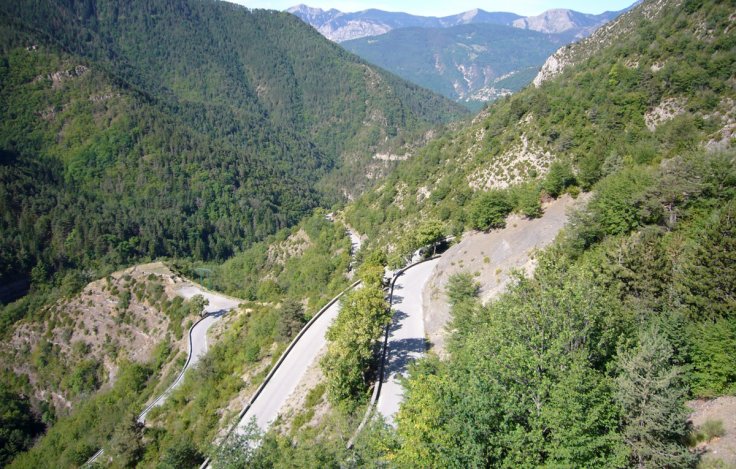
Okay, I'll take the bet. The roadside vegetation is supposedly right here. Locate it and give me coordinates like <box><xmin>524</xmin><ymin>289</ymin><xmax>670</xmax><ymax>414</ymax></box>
<box><xmin>2</xmin><ymin>0</ymin><xmax>735</xmax><ymax>467</ymax></box>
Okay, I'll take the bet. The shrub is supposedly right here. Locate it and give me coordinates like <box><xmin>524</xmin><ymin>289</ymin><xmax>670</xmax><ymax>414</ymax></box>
<box><xmin>468</xmin><ymin>190</ymin><xmax>513</xmax><ymax>230</ymax></box>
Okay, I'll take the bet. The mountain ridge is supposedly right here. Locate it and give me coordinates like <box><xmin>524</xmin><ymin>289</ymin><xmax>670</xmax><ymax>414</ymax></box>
<box><xmin>342</xmin><ymin>23</ymin><xmax>565</xmax><ymax>107</ymax></box>
<box><xmin>287</xmin><ymin>3</ymin><xmax>627</xmax><ymax>42</ymax></box>
<box><xmin>0</xmin><ymin>0</ymin><xmax>466</xmax><ymax>299</ymax></box>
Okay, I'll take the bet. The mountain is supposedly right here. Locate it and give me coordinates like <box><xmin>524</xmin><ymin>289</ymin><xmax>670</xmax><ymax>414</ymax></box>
<box><xmin>0</xmin><ymin>0</ymin><xmax>466</xmax><ymax>296</ymax></box>
<box><xmin>337</xmin><ymin>1</ymin><xmax>735</xmax><ymax>465</ymax></box>
<box><xmin>342</xmin><ymin>23</ymin><xmax>566</xmax><ymax>108</ymax></box>
<box><xmin>287</xmin><ymin>4</ymin><xmax>628</xmax><ymax>42</ymax></box>
<box><xmin>512</xmin><ymin>8</ymin><xmax>621</xmax><ymax>37</ymax></box>
<box><xmin>4</xmin><ymin>0</ymin><xmax>735</xmax><ymax>467</ymax></box>
<box><xmin>344</xmin><ymin>0</ymin><xmax>735</xmax><ymax>264</ymax></box>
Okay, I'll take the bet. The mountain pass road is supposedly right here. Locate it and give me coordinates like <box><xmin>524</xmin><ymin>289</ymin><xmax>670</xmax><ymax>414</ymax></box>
<box><xmin>375</xmin><ymin>258</ymin><xmax>439</xmax><ymax>425</ymax></box>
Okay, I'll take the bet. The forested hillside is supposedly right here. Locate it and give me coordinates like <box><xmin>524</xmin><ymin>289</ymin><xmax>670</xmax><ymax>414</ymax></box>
<box><xmin>0</xmin><ymin>1</ymin><xmax>466</xmax><ymax>465</ymax></box>
<box><xmin>201</xmin><ymin>0</ymin><xmax>735</xmax><ymax>466</ymax></box>
<box><xmin>0</xmin><ymin>0</ymin><xmax>465</xmax><ymax>298</ymax></box>
<box><xmin>342</xmin><ymin>23</ymin><xmax>565</xmax><ymax>108</ymax></box>
<box><xmin>2</xmin><ymin>0</ymin><xmax>734</xmax><ymax>467</ymax></box>
<box><xmin>345</xmin><ymin>0</ymin><xmax>735</xmax><ymax>265</ymax></box>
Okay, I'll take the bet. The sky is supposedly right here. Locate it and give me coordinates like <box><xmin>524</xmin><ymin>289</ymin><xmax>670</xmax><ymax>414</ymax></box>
<box><xmin>229</xmin><ymin>0</ymin><xmax>636</xmax><ymax>17</ymax></box>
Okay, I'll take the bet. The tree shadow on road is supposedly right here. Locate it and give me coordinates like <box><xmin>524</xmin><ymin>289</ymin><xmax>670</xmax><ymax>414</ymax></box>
<box><xmin>384</xmin><ymin>336</ymin><xmax>429</xmax><ymax>380</ymax></box>
<box><xmin>390</xmin><ymin>294</ymin><xmax>405</xmax><ymax>305</ymax></box>
<box><xmin>387</xmin><ymin>309</ymin><xmax>407</xmax><ymax>336</ymax></box>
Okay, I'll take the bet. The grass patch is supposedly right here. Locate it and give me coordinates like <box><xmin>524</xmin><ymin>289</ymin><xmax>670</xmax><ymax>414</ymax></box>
<box><xmin>305</xmin><ymin>383</ymin><xmax>326</xmax><ymax>409</ymax></box>
<box><xmin>688</xmin><ymin>419</ymin><xmax>726</xmax><ymax>446</ymax></box>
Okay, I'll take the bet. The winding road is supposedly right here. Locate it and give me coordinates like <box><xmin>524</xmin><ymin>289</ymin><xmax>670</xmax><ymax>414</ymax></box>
<box><xmin>233</xmin><ymin>284</ymin><xmax>358</xmax><ymax>433</ymax></box>
<box><xmin>137</xmin><ymin>285</ymin><xmax>241</xmax><ymax>423</ymax></box>
<box><xmin>375</xmin><ymin>258</ymin><xmax>439</xmax><ymax>425</ymax></box>
<box><xmin>86</xmin><ymin>282</ymin><xmax>240</xmax><ymax>465</ymax></box>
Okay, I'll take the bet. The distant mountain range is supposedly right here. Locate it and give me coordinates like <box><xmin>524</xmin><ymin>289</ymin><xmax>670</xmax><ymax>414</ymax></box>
<box><xmin>342</xmin><ymin>23</ymin><xmax>566</xmax><ymax>107</ymax></box>
<box><xmin>286</xmin><ymin>4</ymin><xmax>626</xmax><ymax>42</ymax></box>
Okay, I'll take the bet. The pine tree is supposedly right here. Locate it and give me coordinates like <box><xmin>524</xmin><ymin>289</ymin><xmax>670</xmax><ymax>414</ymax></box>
<box><xmin>615</xmin><ymin>327</ymin><xmax>695</xmax><ymax>468</ymax></box>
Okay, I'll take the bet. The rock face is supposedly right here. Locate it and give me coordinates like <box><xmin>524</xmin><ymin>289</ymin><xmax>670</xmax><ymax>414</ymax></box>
<box><xmin>512</xmin><ymin>8</ymin><xmax>620</xmax><ymax>37</ymax></box>
<box><xmin>287</xmin><ymin>4</ymin><xmax>626</xmax><ymax>43</ymax></box>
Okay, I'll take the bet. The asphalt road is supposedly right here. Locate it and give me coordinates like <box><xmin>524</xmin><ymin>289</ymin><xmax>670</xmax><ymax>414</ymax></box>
<box><xmin>138</xmin><ymin>285</ymin><xmax>241</xmax><ymax>422</ymax></box>
<box><xmin>87</xmin><ymin>284</ymin><xmax>240</xmax><ymax>465</ymax></box>
<box><xmin>375</xmin><ymin>258</ymin><xmax>439</xmax><ymax>426</ymax></box>
<box><xmin>234</xmin><ymin>290</ymin><xmax>349</xmax><ymax>432</ymax></box>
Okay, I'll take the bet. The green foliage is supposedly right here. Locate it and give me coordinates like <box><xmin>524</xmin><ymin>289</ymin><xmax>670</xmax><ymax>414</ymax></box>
<box><xmin>688</xmin><ymin>419</ymin><xmax>726</xmax><ymax>447</ymax></box>
<box><xmin>615</xmin><ymin>327</ymin><xmax>695</xmax><ymax>468</ymax></box>
<box><xmin>188</xmin><ymin>295</ymin><xmax>209</xmax><ymax>317</ymax></box>
<box><xmin>321</xmin><ymin>285</ymin><xmax>389</xmax><ymax>407</ymax></box>
<box><xmin>412</xmin><ymin>220</ymin><xmax>445</xmax><ymax>254</ymax></box>
<box><xmin>509</xmin><ymin>182</ymin><xmax>543</xmax><ymax>218</ymax></box>
<box><xmin>157</xmin><ymin>436</ymin><xmax>204</xmax><ymax>469</ymax></box>
<box><xmin>214</xmin><ymin>213</ymin><xmax>351</xmax><ymax>313</ymax></box>
<box><xmin>64</xmin><ymin>359</ymin><xmax>103</xmax><ymax>396</ymax></box>
<box><xmin>9</xmin><ymin>361</ymin><xmax>156</xmax><ymax>468</ymax></box>
<box><xmin>0</xmin><ymin>384</ymin><xmax>44</xmax><ymax>467</ymax></box>
<box><xmin>213</xmin><ymin>419</ymin><xmax>262</xmax><ymax>469</ymax></box>
<box><xmin>467</xmin><ymin>189</ymin><xmax>513</xmax><ymax>230</ymax></box>
<box><xmin>677</xmin><ymin>201</ymin><xmax>736</xmax><ymax>321</ymax></box>
<box><xmin>541</xmin><ymin>160</ymin><xmax>577</xmax><ymax>197</ymax></box>
<box><xmin>567</xmin><ymin>167</ymin><xmax>655</xmax><ymax>249</ymax></box>
<box><xmin>277</xmin><ymin>299</ymin><xmax>306</xmax><ymax>342</ymax></box>
<box><xmin>391</xmin><ymin>149</ymin><xmax>735</xmax><ymax>467</ymax></box>
<box><xmin>686</xmin><ymin>318</ymin><xmax>736</xmax><ymax>397</ymax></box>
<box><xmin>446</xmin><ymin>272</ymin><xmax>480</xmax><ymax>306</ymax></box>
<box><xmin>345</xmin><ymin>0</ymin><xmax>735</xmax><ymax>261</ymax></box>
<box><xmin>106</xmin><ymin>415</ymin><xmax>145</xmax><ymax>468</ymax></box>
<box><xmin>0</xmin><ymin>0</ymin><xmax>465</xmax><ymax>323</ymax></box>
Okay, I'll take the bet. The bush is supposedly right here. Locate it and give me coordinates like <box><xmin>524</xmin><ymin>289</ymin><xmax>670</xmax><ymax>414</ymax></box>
<box><xmin>468</xmin><ymin>190</ymin><xmax>513</xmax><ymax>230</ymax></box>
<box><xmin>511</xmin><ymin>183</ymin><xmax>543</xmax><ymax>218</ymax></box>
<box><xmin>542</xmin><ymin>161</ymin><xmax>577</xmax><ymax>197</ymax></box>
<box><xmin>688</xmin><ymin>419</ymin><xmax>726</xmax><ymax>446</ymax></box>
<box><xmin>701</xmin><ymin>420</ymin><xmax>726</xmax><ymax>441</ymax></box>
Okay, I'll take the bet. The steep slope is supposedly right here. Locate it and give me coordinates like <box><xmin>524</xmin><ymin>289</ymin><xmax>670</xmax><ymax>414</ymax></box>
<box><xmin>5</xmin><ymin>212</ymin><xmax>353</xmax><ymax>467</ymax></box>
<box><xmin>288</xmin><ymin>4</ymin><xmax>627</xmax><ymax>42</ymax></box>
<box><xmin>207</xmin><ymin>0</ymin><xmax>734</xmax><ymax>467</ymax></box>
<box><xmin>534</xmin><ymin>0</ymin><xmax>672</xmax><ymax>85</ymax></box>
<box><xmin>344</xmin><ymin>0</ymin><xmax>735</xmax><ymax>261</ymax></box>
<box><xmin>0</xmin><ymin>0</ymin><xmax>467</xmax><ymax>295</ymax></box>
<box><xmin>342</xmin><ymin>23</ymin><xmax>565</xmax><ymax>107</ymax></box>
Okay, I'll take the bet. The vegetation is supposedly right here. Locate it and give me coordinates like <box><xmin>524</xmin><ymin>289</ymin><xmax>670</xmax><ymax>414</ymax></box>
<box><xmin>204</xmin><ymin>211</ymin><xmax>352</xmax><ymax>315</ymax></box>
<box><xmin>688</xmin><ymin>420</ymin><xmax>726</xmax><ymax>447</ymax></box>
<box><xmin>321</xmin><ymin>254</ymin><xmax>389</xmax><ymax>409</ymax></box>
<box><xmin>3</xmin><ymin>0</ymin><xmax>736</xmax><ymax>467</ymax></box>
<box><xmin>349</xmin><ymin>149</ymin><xmax>727</xmax><ymax>467</ymax></box>
<box><xmin>0</xmin><ymin>382</ymin><xmax>43</xmax><ymax>467</ymax></box>
<box><xmin>193</xmin><ymin>1</ymin><xmax>735</xmax><ymax>467</ymax></box>
<box><xmin>9</xmin><ymin>361</ymin><xmax>161</xmax><ymax>468</ymax></box>
<box><xmin>345</xmin><ymin>0</ymin><xmax>735</xmax><ymax>261</ymax></box>
<box><xmin>0</xmin><ymin>0</ymin><xmax>466</xmax><ymax>314</ymax></box>
<box><xmin>343</xmin><ymin>23</ymin><xmax>565</xmax><ymax>106</ymax></box>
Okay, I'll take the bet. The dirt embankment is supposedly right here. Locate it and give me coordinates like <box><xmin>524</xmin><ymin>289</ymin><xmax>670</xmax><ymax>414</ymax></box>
<box><xmin>688</xmin><ymin>396</ymin><xmax>736</xmax><ymax>466</ymax></box>
<box><xmin>423</xmin><ymin>194</ymin><xmax>588</xmax><ymax>357</ymax></box>
<box><xmin>3</xmin><ymin>262</ymin><xmax>207</xmax><ymax>410</ymax></box>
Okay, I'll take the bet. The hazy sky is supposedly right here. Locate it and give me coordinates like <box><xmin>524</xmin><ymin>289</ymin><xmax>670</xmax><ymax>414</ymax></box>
<box><xmin>229</xmin><ymin>0</ymin><xmax>636</xmax><ymax>17</ymax></box>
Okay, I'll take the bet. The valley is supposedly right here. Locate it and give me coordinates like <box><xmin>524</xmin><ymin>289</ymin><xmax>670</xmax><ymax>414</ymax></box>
<box><xmin>1</xmin><ymin>0</ymin><xmax>735</xmax><ymax>467</ymax></box>
<box><xmin>291</xmin><ymin>4</ymin><xmax>630</xmax><ymax>107</ymax></box>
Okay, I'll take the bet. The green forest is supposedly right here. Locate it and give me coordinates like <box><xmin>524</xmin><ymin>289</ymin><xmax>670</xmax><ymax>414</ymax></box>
<box><xmin>0</xmin><ymin>0</ymin><xmax>466</xmax><ymax>297</ymax></box>
<box><xmin>1</xmin><ymin>0</ymin><xmax>735</xmax><ymax>467</ymax></box>
<box><xmin>342</xmin><ymin>23</ymin><xmax>565</xmax><ymax>106</ymax></box>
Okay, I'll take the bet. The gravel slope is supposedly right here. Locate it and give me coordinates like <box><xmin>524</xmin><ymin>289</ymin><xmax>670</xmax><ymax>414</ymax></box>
<box><xmin>423</xmin><ymin>194</ymin><xmax>587</xmax><ymax>357</ymax></box>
